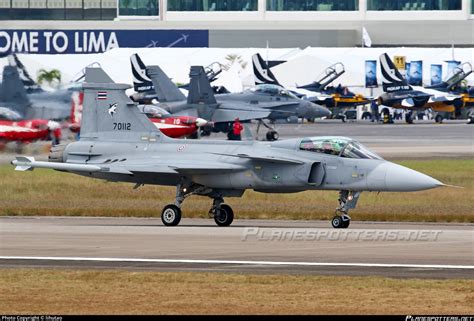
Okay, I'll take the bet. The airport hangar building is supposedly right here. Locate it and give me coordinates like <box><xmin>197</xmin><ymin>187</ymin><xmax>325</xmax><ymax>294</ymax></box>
<box><xmin>0</xmin><ymin>0</ymin><xmax>473</xmax><ymax>54</ymax></box>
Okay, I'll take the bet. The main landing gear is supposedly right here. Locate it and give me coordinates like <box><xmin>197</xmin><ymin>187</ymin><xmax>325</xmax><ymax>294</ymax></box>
<box><xmin>405</xmin><ymin>111</ymin><xmax>414</xmax><ymax>124</ymax></box>
<box><xmin>331</xmin><ymin>190</ymin><xmax>360</xmax><ymax>229</ymax></box>
<box><xmin>160</xmin><ymin>182</ymin><xmax>234</xmax><ymax>227</ymax></box>
<box><xmin>256</xmin><ymin>120</ymin><xmax>279</xmax><ymax>141</ymax></box>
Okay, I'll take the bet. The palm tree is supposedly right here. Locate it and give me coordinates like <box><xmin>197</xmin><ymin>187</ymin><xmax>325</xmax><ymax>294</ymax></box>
<box><xmin>37</xmin><ymin>69</ymin><xmax>62</xmax><ymax>88</ymax></box>
<box><xmin>223</xmin><ymin>54</ymin><xmax>247</xmax><ymax>71</ymax></box>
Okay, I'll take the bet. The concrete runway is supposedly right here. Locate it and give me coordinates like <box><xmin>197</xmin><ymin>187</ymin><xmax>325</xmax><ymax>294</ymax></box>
<box><xmin>1</xmin><ymin>217</ymin><xmax>472</xmax><ymax>279</ymax></box>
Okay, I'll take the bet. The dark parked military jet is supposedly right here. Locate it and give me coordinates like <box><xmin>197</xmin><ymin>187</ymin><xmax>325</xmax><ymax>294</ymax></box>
<box><xmin>378</xmin><ymin>53</ymin><xmax>463</xmax><ymax>123</ymax></box>
<box><xmin>0</xmin><ymin>64</ymin><xmax>62</xmax><ymax>144</ymax></box>
<box><xmin>425</xmin><ymin>62</ymin><xmax>473</xmax><ymax>123</ymax></box>
<box><xmin>13</xmin><ymin>67</ymin><xmax>445</xmax><ymax>229</ymax></box>
<box><xmin>130</xmin><ymin>54</ymin><xmax>331</xmax><ymax>140</ymax></box>
<box><xmin>2</xmin><ymin>55</ymin><xmax>72</xmax><ymax>120</ymax></box>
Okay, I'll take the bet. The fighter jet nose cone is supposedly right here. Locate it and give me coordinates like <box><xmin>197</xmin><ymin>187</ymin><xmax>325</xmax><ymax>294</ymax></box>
<box><xmin>384</xmin><ymin>162</ymin><xmax>443</xmax><ymax>192</ymax></box>
<box><xmin>310</xmin><ymin>102</ymin><xmax>331</xmax><ymax>118</ymax></box>
<box><xmin>324</xmin><ymin>107</ymin><xmax>332</xmax><ymax>117</ymax></box>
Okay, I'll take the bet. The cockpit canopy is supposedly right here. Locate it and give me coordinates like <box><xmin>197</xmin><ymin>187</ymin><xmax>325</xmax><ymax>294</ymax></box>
<box><xmin>139</xmin><ymin>105</ymin><xmax>170</xmax><ymax>118</ymax></box>
<box><xmin>253</xmin><ymin>84</ymin><xmax>298</xmax><ymax>99</ymax></box>
<box><xmin>299</xmin><ymin>137</ymin><xmax>382</xmax><ymax>160</ymax></box>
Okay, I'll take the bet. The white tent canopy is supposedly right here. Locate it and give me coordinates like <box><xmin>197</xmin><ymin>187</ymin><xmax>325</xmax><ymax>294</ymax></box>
<box><xmin>1</xmin><ymin>47</ymin><xmax>472</xmax><ymax>96</ymax></box>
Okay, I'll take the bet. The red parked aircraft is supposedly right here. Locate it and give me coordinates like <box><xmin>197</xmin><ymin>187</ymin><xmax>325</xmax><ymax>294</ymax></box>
<box><xmin>0</xmin><ymin>118</ymin><xmax>61</xmax><ymax>145</ymax></box>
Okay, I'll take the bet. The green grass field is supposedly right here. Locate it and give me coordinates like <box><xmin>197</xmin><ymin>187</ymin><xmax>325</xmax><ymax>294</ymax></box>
<box><xmin>1</xmin><ymin>269</ymin><xmax>472</xmax><ymax>314</ymax></box>
<box><xmin>0</xmin><ymin>159</ymin><xmax>472</xmax><ymax>222</ymax></box>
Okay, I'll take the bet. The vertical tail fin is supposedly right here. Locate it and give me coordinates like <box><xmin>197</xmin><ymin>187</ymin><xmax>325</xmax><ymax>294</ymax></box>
<box><xmin>0</xmin><ymin>65</ymin><xmax>30</xmax><ymax>117</ymax></box>
<box><xmin>130</xmin><ymin>53</ymin><xmax>154</xmax><ymax>93</ymax></box>
<box><xmin>81</xmin><ymin>67</ymin><xmax>162</xmax><ymax>141</ymax></box>
<box><xmin>131</xmin><ymin>53</ymin><xmax>185</xmax><ymax>102</ymax></box>
<box><xmin>187</xmin><ymin>66</ymin><xmax>217</xmax><ymax>105</ymax></box>
<box><xmin>146</xmin><ymin>65</ymin><xmax>186</xmax><ymax>102</ymax></box>
<box><xmin>252</xmin><ymin>53</ymin><xmax>280</xmax><ymax>86</ymax></box>
<box><xmin>8</xmin><ymin>54</ymin><xmax>43</xmax><ymax>93</ymax></box>
<box><xmin>379</xmin><ymin>53</ymin><xmax>412</xmax><ymax>92</ymax></box>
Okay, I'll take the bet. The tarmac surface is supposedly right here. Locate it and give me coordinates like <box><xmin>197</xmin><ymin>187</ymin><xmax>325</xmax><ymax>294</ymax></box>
<box><xmin>235</xmin><ymin>120</ymin><xmax>474</xmax><ymax>158</ymax></box>
<box><xmin>0</xmin><ymin>120</ymin><xmax>472</xmax><ymax>278</ymax></box>
<box><xmin>1</xmin><ymin>217</ymin><xmax>472</xmax><ymax>279</ymax></box>
<box><xmin>0</xmin><ymin>120</ymin><xmax>472</xmax><ymax>163</ymax></box>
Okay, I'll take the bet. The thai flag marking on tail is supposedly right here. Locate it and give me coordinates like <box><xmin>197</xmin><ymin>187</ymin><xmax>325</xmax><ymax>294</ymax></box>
<box><xmin>97</xmin><ymin>91</ymin><xmax>108</xmax><ymax>100</ymax></box>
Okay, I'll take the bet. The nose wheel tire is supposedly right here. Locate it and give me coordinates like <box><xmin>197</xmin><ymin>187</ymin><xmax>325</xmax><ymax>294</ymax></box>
<box><xmin>214</xmin><ymin>204</ymin><xmax>234</xmax><ymax>227</ymax></box>
<box><xmin>161</xmin><ymin>204</ymin><xmax>182</xmax><ymax>226</ymax></box>
<box><xmin>331</xmin><ymin>215</ymin><xmax>350</xmax><ymax>229</ymax></box>
<box><xmin>331</xmin><ymin>216</ymin><xmax>342</xmax><ymax>228</ymax></box>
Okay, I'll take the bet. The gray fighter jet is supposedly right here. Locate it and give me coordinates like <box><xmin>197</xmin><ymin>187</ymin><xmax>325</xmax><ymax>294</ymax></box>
<box><xmin>0</xmin><ymin>56</ymin><xmax>71</xmax><ymax>120</ymax></box>
<box><xmin>12</xmin><ymin>67</ymin><xmax>445</xmax><ymax>229</ymax></box>
<box><xmin>131</xmin><ymin>54</ymin><xmax>331</xmax><ymax>140</ymax></box>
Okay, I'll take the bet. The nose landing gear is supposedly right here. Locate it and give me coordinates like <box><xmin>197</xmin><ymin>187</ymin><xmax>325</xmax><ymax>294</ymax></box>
<box><xmin>331</xmin><ymin>190</ymin><xmax>360</xmax><ymax>229</ymax></box>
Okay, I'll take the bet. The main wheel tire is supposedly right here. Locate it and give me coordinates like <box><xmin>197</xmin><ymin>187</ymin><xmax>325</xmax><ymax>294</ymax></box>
<box><xmin>468</xmin><ymin>117</ymin><xmax>473</xmax><ymax>124</ymax></box>
<box><xmin>331</xmin><ymin>216</ymin><xmax>343</xmax><ymax>229</ymax></box>
<box><xmin>161</xmin><ymin>204</ymin><xmax>182</xmax><ymax>226</ymax></box>
<box><xmin>405</xmin><ymin>112</ymin><xmax>414</xmax><ymax>124</ymax></box>
<box><xmin>266</xmin><ymin>130</ymin><xmax>279</xmax><ymax>141</ymax></box>
<box><xmin>271</xmin><ymin>131</ymin><xmax>279</xmax><ymax>141</ymax></box>
<box><xmin>214</xmin><ymin>204</ymin><xmax>234</xmax><ymax>227</ymax></box>
<box><xmin>435</xmin><ymin>115</ymin><xmax>443</xmax><ymax>123</ymax></box>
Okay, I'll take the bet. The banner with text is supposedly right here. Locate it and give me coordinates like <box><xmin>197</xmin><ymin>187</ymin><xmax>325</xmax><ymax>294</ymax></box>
<box><xmin>0</xmin><ymin>30</ymin><xmax>209</xmax><ymax>56</ymax></box>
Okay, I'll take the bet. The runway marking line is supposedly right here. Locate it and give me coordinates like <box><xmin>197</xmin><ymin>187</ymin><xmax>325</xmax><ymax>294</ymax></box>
<box><xmin>0</xmin><ymin>256</ymin><xmax>473</xmax><ymax>270</ymax></box>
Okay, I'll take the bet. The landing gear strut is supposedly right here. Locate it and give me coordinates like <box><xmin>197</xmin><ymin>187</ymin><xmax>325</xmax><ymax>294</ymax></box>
<box><xmin>256</xmin><ymin>120</ymin><xmax>279</xmax><ymax>141</ymax></box>
<box><xmin>405</xmin><ymin>111</ymin><xmax>414</xmax><ymax>124</ymax></box>
<box><xmin>160</xmin><ymin>182</ymin><xmax>235</xmax><ymax>227</ymax></box>
<box><xmin>331</xmin><ymin>190</ymin><xmax>360</xmax><ymax>229</ymax></box>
